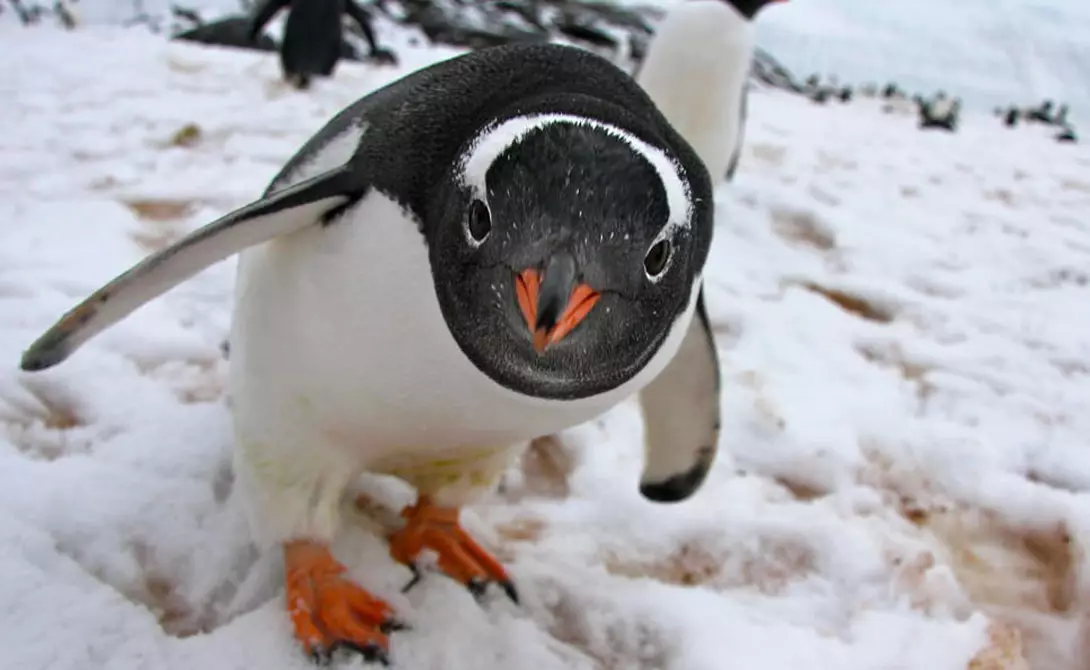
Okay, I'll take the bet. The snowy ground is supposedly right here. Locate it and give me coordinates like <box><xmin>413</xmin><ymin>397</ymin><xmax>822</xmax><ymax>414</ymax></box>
<box><xmin>3</xmin><ymin>23</ymin><xmax>1090</xmax><ymax>670</ymax></box>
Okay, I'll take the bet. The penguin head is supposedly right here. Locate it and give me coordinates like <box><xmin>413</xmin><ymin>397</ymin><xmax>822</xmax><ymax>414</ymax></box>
<box><xmin>725</xmin><ymin>0</ymin><xmax>788</xmax><ymax>20</ymax></box>
<box><xmin>427</xmin><ymin>114</ymin><xmax>711</xmax><ymax>401</ymax></box>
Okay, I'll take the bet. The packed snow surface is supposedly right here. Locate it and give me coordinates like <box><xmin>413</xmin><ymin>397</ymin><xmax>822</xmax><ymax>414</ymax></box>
<box><xmin>2</xmin><ymin>23</ymin><xmax>1090</xmax><ymax>670</ymax></box>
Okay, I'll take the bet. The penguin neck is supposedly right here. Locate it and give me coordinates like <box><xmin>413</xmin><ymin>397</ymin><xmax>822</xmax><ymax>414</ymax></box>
<box><xmin>718</xmin><ymin>0</ymin><xmax>767</xmax><ymax>21</ymax></box>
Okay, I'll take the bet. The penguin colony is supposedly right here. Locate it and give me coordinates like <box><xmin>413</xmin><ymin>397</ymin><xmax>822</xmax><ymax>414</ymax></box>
<box><xmin>20</xmin><ymin>41</ymin><xmax>733</xmax><ymax>664</ymax></box>
<box><xmin>807</xmin><ymin>74</ymin><xmax>1079</xmax><ymax>144</ymax></box>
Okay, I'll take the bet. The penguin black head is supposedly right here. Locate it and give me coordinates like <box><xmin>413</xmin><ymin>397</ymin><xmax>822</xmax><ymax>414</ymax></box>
<box><xmin>427</xmin><ymin>113</ymin><xmax>708</xmax><ymax>401</ymax></box>
<box><xmin>723</xmin><ymin>0</ymin><xmax>788</xmax><ymax>20</ymax></box>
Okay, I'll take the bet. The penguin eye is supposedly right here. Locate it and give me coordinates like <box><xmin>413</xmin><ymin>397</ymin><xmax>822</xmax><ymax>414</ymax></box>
<box><xmin>465</xmin><ymin>199</ymin><xmax>492</xmax><ymax>244</ymax></box>
<box><xmin>643</xmin><ymin>238</ymin><xmax>672</xmax><ymax>279</ymax></box>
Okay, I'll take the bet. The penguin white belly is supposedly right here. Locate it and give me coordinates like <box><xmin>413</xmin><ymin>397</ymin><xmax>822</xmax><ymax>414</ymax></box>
<box><xmin>227</xmin><ymin>192</ymin><xmax>695</xmax><ymax>544</ymax></box>
<box><xmin>636</xmin><ymin>0</ymin><xmax>755</xmax><ymax>180</ymax></box>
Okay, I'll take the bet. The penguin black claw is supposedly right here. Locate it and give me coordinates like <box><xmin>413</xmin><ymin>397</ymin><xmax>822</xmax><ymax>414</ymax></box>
<box><xmin>466</xmin><ymin>576</ymin><xmax>489</xmax><ymax>601</ymax></box>
<box><xmin>308</xmin><ymin>647</ymin><xmax>333</xmax><ymax>666</ymax></box>
<box><xmin>400</xmin><ymin>564</ymin><xmax>423</xmax><ymax>593</ymax></box>
<box><xmin>379</xmin><ymin>619</ymin><xmax>410</xmax><ymax>634</ymax></box>
<box><xmin>500</xmin><ymin>579</ymin><xmax>520</xmax><ymax>604</ymax></box>
<box><xmin>463</xmin><ymin>577</ymin><xmax>520</xmax><ymax>604</ymax></box>
<box><xmin>331</xmin><ymin>641</ymin><xmax>391</xmax><ymax>666</ymax></box>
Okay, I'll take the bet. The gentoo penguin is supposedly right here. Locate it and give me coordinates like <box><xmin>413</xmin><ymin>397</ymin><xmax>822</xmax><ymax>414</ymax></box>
<box><xmin>919</xmin><ymin>94</ymin><xmax>960</xmax><ymax>132</ymax></box>
<box><xmin>1053</xmin><ymin>103</ymin><xmax>1070</xmax><ymax>127</ymax></box>
<box><xmin>1004</xmin><ymin>106</ymin><xmax>1020</xmax><ymax>127</ymax></box>
<box><xmin>635</xmin><ymin>0</ymin><xmax>787</xmax><ymax>183</ymax></box>
<box><xmin>1056</xmin><ymin>126</ymin><xmax>1078</xmax><ymax>143</ymax></box>
<box><xmin>248</xmin><ymin>0</ymin><xmax>381</xmax><ymax>89</ymax></box>
<box><xmin>1026</xmin><ymin>99</ymin><xmax>1054</xmax><ymax>124</ymax></box>
<box><xmin>20</xmin><ymin>43</ymin><xmax>720</xmax><ymax>664</ymax></box>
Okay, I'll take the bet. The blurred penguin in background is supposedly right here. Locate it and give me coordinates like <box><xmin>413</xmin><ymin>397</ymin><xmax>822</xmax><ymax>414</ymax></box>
<box><xmin>248</xmin><ymin>0</ymin><xmax>382</xmax><ymax>89</ymax></box>
<box><xmin>635</xmin><ymin>0</ymin><xmax>788</xmax><ymax>184</ymax></box>
<box><xmin>918</xmin><ymin>94</ymin><xmax>961</xmax><ymax>132</ymax></box>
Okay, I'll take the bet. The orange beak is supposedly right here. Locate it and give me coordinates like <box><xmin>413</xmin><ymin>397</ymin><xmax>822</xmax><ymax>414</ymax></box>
<box><xmin>514</xmin><ymin>267</ymin><xmax>601</xmax><ymax>354</ymax></box>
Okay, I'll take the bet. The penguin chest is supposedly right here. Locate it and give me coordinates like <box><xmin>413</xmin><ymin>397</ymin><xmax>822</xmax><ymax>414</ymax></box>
<box><xmin>227</xmin><ymin>192</ymin><xmax>616</xmax><ymax>466</ymax></box>
<box><xmin>636</xmin><ymin>1</ymin><xmax>754</xmax><ymax>178</ymax></box>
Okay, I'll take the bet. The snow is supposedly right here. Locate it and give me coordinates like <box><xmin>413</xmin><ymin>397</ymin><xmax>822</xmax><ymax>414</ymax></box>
<box><xmin>2</xmin><ymin>19</ymin><xmax>1089</xmax><ymax>670</ymax></box>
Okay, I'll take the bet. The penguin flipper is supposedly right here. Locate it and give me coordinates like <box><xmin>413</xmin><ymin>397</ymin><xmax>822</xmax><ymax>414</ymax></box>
<box><xmin>724</xmin><ymin>86</ymin><xmax>748</xmax><ymax>183</ymax></box>
<box><xmin>247</xmin><ymin>0</ymin><xmax>290</xmax><ymax>39</ymax></box>
<box><xmin>20</xmin><ymin>166</ymin><xmax>361</xmax><ymax>372</ymax></box>
<box><xmin>636</xmin><ymin>287</ymin><xmax>721</xmax><ymax>502</ymax></box>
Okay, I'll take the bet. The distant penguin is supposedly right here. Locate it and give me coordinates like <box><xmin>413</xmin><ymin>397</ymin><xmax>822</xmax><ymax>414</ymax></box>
<box><xmin>19</xmin><ymin>43</ymin><xmax>721</xmax><ymax>665</ymax></box>
<box><xmin>1004</xmin><ymin>106</ymin><xmax>1020</xmax><ymax>127</ymax></box>
<box><xmin>248</xmin><ymin>0</ymin><xmax>383</xmax><ymax>89</ymax></box>
<box><xmin>635</xmin><ymin>0</ymin><xmax>788</xmax><ymax>184</ymax></box>
<box><xmin>919</xmin><ymin>95</ymin><xmax>959</xmax><ymax>132</ymax></box>
<box><xmin>1056</xmin><ymin>126</ymin><xmax>1078</xmax><ymax>143</ymax></box>
<box><xmin>1027</xmin><ymin>99</ymin><xmax>1054</xmax><ymax>123</ymax></box>
<box><xmin>1053</xmin><ymin>103</ymin><xmax>1069</xmax><ymax>127</ymax></box>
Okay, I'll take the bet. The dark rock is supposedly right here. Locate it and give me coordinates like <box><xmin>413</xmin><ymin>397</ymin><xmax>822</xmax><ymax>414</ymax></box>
<box><xmin>750</xmin><ymin>47</ymin><xmax>804</xmax><ymax>92</ymax></box>
<box><xmin>554</xmin><ymin>15</ymin><xmax>619</xmax><ymax>49</ymax></box>
<box><xmin>404</xmin><ymin>0</ymin><xmax>549</xmax><ymax>50</ymax></box>
<box><xmin>368</xmin><ymin>46</ymin><xmax>400</xmax><ymax>65</ymax></box>
<box><xmin>391</xmin><ymin>0</ymin><xmax>663</xmax><ymax>65</ymax></box>
<box><xmin>172</xmin><ymin>15</ymin><xmax>278</xmax><ymax>52</ymax></box>
<box><xmin>567</xmin><ymin>0</ymin><xmax>658</xmax><ymax>35</ymax></box>
<box><xmin>838</xmin><ymin>86</ymin><xmax>852</xmax><ymax>103</ymax></box>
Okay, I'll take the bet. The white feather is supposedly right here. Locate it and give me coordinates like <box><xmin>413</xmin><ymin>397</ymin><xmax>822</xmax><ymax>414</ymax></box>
<box><xmin>458</xmin><ymin>113</ymin><xmax>693</xmax><ymax>235</ymax></box>
<box><xmin>636</xmin><ymin>0</ymin><xmax>755</xmax><ymax>181</ymax></box>
<box><xmin>269</xmin><ymin>122</ymin><xmax>368</xmax><ymax>191</ymax></box>
<box><xmin>928</xmin><ymin>97</ymin><xmax>957</xmax><ymax>119</ymax></box>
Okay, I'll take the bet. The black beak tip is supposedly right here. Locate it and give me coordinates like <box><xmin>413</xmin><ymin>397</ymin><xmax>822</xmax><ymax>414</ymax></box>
<box><xmin>534</xmin><ymin>252</ymin><xmax>578</xmax><ymax>333</ymax></box>
<box><xmin>534</xmin><ymin>302</ymin><xmax>561</xmax><ymax>333</ymax></box>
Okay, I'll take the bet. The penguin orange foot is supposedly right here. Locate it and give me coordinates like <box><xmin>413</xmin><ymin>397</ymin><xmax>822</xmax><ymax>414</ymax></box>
<box><xmin>388</xmin><ymin>497</ymin><xmax>519</xmax><ymax>603</ymax></box>
<box><xmin>284</xmin><ymin>540</ymin><xmax>403</xmax><ymax>665</ymax></box>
